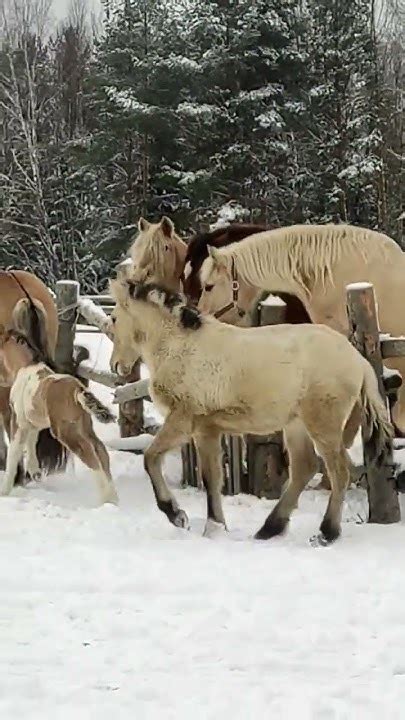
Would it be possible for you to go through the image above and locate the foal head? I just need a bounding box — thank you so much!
[109,279,202,376]
[0,326,41,381]
[128,216,187,292]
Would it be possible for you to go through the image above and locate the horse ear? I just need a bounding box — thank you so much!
[160,216,174,239]
[138,217,150,233]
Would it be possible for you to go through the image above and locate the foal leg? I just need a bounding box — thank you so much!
[0,418,7,472]
[143,410,192,529]
[55,423,118,505]
[1,427,27,495]
[255,418,318,540]
[2,405,25,485]
[194,430,227,536]
[25,429,41,481]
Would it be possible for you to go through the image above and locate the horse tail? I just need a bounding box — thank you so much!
[360,361,393,466]
[36,429,68,473]
[76,388,115,424]
[10,275,56,369]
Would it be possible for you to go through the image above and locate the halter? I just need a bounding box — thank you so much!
[214,257,246,320]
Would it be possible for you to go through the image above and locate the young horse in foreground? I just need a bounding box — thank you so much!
[110,279,392,546]
[0,327,118,504]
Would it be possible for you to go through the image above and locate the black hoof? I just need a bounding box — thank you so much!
[319,517,341,544]
[255,514,288,540]
[14,464,27,487]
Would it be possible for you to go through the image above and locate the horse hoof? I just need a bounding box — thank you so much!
[309,533,332,548]
[203,519,227,538]
[28,471,42,483]
[173,510,190,530]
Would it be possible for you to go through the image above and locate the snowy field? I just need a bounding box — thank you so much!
[2,333,405,719]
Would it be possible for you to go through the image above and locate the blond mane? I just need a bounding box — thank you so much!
[214,224,402,294]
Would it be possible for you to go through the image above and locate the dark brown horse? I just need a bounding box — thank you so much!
[182,223,311,323]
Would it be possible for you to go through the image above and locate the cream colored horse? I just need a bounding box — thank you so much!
[129,216,188,292]
[198,224,405,432]
[109,278,392,546]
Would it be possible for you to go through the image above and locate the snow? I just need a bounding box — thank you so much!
[3,332,405,717]
[346,281,373,290]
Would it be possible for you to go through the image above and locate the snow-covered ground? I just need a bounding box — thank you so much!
[2,332,405,719]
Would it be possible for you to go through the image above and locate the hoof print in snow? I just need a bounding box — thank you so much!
[173,509,190,530]
[309,533,333,548]
[203,519,227,539]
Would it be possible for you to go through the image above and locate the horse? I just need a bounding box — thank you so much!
[109,277,391,546]
[0,270,67,481]
[129,216,188,292]
[128,217,311,325]
[0,326,118,504]
[198,224,405,434]
[182,223,311,324]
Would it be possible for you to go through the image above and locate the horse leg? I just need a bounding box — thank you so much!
[194,429,227,536]
[255,418,318,540]
[1,403,26,484]
[25,428,41,481]
[54,422,118,505]
[0,416,7,471]
[1,426,27,495]
[311,443,351,546]
[143,410,193,529]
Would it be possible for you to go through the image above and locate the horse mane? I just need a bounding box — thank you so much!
[185,223,268,272]
[127,281,203,331]
[215,224,401,293]
[183,223,269,300]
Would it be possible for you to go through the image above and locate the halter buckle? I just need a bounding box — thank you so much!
[232,280,239,292]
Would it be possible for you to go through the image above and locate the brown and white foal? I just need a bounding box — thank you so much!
[0,327,118,504]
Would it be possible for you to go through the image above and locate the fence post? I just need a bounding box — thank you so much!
[116,259,144,437]
[246,296,288,499]
[55,280,79,374]
[346,282,400,524]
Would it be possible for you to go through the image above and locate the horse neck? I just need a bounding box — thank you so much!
[230,245,309,304]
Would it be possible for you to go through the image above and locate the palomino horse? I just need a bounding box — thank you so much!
[109,278,391,546]
[0,327,118,504]
[198,224,405,434]
[130,216,188,292]
[129,217,311,324]
[0,270,67,479]
[182,223,311,324]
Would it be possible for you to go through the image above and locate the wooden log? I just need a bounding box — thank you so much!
[77,298,113,337]
[346,282,400,524]
[381,337,405,359]
[55,280,79,374]
[76,362,123,388]
[246,295,288,499]
[116,260,143,437]
[113,378,151,403]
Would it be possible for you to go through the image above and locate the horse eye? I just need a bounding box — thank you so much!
[111,316,116,325]
[205,284,214,292]
[164,245,169,251]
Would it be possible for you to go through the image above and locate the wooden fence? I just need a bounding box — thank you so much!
[54,277,404,524]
